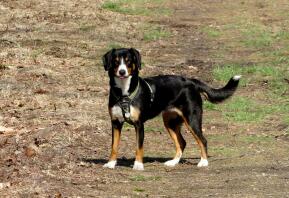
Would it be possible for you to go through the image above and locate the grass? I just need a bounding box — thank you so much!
[196,2,289,131]
[212,63,286,90]
[220,97,270,123]
[134,188,145,192]
[129,175,161,181]
[102,0,172,16]
[209,60,288,123]
[204,101,217,111]
[145,126,163,133]
[239,135,274,144]
[31,49,43,62]
[242,26,273,48]
[210,146,238,157]
[107,43,123,50]
[143,26,171,41]
[202,26,222,38]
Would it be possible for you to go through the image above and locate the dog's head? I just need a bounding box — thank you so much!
[102,48,141,79]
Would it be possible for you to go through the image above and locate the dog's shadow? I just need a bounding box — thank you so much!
[81,157,200,167]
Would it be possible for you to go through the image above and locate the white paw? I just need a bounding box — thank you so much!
[197,158,208,167]
[133,161,144,171]
[103,160,117,169]
[164,158,180,167]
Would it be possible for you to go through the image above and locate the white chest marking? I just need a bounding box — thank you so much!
[111,105,140,122]
[111,105,124,122]
[114,76,132,96]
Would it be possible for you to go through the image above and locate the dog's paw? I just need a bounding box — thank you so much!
[103,160,117,169]
[197,158,208,167]
[133,161,144,171]
[164,158,180,167]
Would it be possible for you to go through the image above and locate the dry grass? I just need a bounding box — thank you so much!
[1,0,289,197]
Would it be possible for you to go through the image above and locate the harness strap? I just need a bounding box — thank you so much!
[111,80,140,123]
[143,80,154,103]
[118,96,132,123]
[111,79,154,123]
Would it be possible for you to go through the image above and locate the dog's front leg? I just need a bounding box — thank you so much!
[133,122,144,171]
[103,120,123,169]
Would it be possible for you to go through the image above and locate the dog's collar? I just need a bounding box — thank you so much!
[128,79,140,100]
[111,79,140,101]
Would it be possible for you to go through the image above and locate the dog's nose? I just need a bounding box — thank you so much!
[119,69,126,76]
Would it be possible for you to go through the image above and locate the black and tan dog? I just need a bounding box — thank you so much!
[102,48,240,170]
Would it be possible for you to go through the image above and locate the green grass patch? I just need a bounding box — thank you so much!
[143,26,171,41]
[208,64,288,124]
[202,26,222,38]
[145,126,163,133]
[204,101,217,110]
[213,64,246,83]
[239,135,274,144]
[130,175,161,181]
[102,0,172,16]
[283,116,289,127]
[107,42,123,49]
[263,47,289,65]
[221,96,288,124]
[134,188,145,192]
[212,63,285,86]
[123,122,134,130]
[210,146,238,157]
[220,96,271,123]
[275,30,289,40]
[240,24,289,49]
[237,23,274,48]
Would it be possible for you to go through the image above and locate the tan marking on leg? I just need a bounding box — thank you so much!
[167,108,208,161]
[130,106,140,122]
[135,129,144,163]
[135,146,144,163]
[162,111,186,167]
[133,127,144,170]
[183,120,207,160]
[109,127,121,161]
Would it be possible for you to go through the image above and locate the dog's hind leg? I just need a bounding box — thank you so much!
[183,108,208,167]
[162,111,186,167]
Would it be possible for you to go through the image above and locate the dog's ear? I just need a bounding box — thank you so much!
[102,49,115,71]
[130,48,141,70]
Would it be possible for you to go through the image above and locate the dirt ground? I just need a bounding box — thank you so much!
[1,0,289,197]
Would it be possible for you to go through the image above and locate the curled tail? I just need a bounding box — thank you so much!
[191,75,241,103]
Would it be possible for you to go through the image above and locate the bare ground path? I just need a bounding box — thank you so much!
[1,0,289,197]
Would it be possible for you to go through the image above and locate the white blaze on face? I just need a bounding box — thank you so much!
[114,57,132,96]
[117,58,128,77]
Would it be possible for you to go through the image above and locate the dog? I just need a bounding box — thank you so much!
[102,48,240,170]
